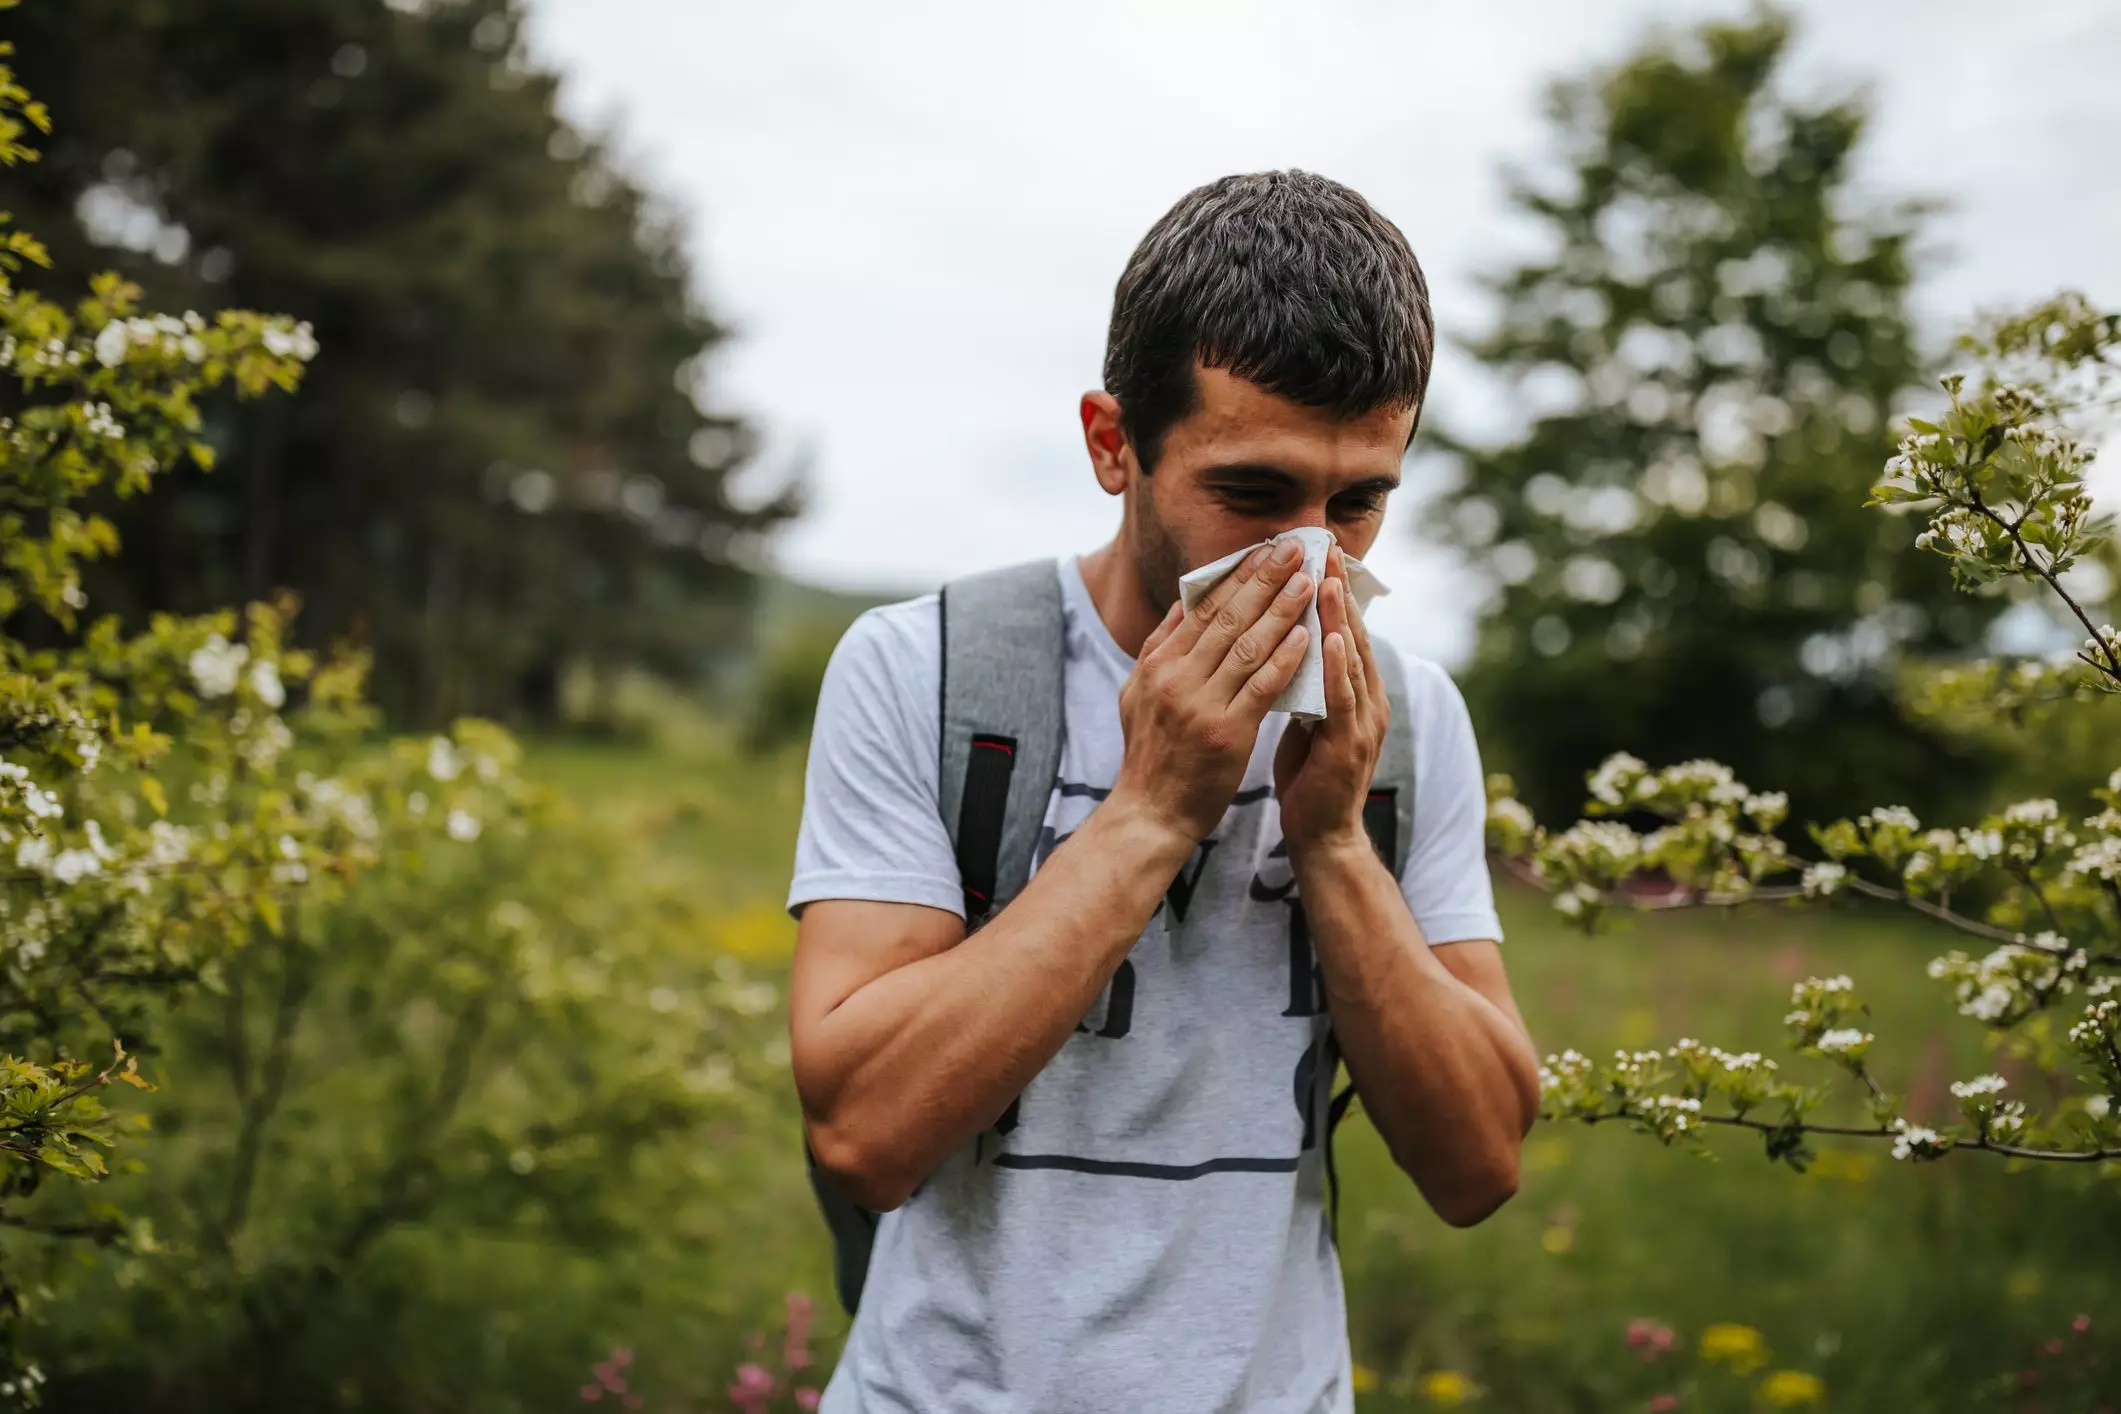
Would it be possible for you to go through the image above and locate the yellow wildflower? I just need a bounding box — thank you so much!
[1759,1370,1826,1407]
[1350,1364,1380,1394]
[1419,1370,1475,1406]
[1700,1323,1768,1374]
[1541,1225,1574,1254]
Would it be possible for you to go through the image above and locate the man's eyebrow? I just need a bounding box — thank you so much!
[1198,462,1302,488]
[1197,464,1403,494]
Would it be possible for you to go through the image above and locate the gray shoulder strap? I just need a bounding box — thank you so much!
[938,560,1067,928]
[1368,636,1418,881]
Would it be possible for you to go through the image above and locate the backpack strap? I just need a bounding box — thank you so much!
[809,560,1070,1319]
[1325,635,1418,1252]
[938,561,1068,929]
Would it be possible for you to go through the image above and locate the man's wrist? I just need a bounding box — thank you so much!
[1093,785,1206,875]
[1287,824,1387,881]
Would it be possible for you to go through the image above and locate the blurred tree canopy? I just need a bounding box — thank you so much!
[1,0,795,726]
[1429,10,1999,825]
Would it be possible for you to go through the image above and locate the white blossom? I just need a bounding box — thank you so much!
[1890,1118,1949,1162]
[427,737,463,782]
[93,320,130,368]
[249,658,285,709]
[446,808,481,842]
[1801,861,1847,897]
[1949,1073,2007,1099]
[189,633,251,698]
[1815,1028,1872,1057]
[1587,753,1646,807]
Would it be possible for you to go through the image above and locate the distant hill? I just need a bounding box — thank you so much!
[751,573,909,648]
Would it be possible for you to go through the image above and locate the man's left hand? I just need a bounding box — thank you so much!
[1274,541,1389,863]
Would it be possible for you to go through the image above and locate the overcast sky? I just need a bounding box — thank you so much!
[521,0,2121,667]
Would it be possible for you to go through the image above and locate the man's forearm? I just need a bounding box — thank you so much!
[1292,837,1539,1226]
[816,795,1195,1208]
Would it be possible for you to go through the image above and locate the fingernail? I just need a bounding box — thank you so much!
[1282,571,1310,599]
[1274,540,1301,565]
[1244,545,1272,572]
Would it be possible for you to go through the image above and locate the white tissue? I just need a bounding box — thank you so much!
[1176,526,1389,722]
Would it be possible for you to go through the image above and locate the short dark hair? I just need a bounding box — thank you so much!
[1102,170,1435,471]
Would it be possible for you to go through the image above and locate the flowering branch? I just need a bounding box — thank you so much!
[1487,296,2121,1172]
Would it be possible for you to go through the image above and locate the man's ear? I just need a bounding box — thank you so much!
[1080,391,1134,496]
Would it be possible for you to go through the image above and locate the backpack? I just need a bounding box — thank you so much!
[803,559,1417,1317]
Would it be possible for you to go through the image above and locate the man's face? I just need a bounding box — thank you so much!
[1123,366,1415,612]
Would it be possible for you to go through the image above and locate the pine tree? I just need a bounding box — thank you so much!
[3,0,792,723]
[1431,10,1996,823]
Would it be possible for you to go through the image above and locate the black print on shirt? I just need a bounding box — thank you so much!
[981,777,1341,1181]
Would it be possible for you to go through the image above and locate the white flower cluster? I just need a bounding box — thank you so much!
[19,335,82,372]
[15,818,117,885]
[298,774,381,843]
[1486,794,1534,838]
[1587,752,1647,808]
[1890,1118,1951,1162]
[2068,999,2118,1055]
[1647,1093,1704,1136]
[272,833,308,886]
[1537,1048,1596,1112]
[190,633,250,698]
[94,311,210,369]
[1801,861,1847,897]
[1949,1073,2007,1099]
[259,317,320,362]
[427,736,463,782]
[1,756,65,823]
[1927,939,2086,1025]
[1913,505,1990,558]
[2086,624,2121,668]
[234,712,294,773]
[1814,1028,1873,1059]
[79,400,125,439]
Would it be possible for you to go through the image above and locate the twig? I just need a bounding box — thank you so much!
[1565,1108,2121,1164]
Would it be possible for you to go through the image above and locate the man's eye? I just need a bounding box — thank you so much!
[1332,496,1386,517]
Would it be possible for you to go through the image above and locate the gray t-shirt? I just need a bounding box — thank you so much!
[788,556,1503,1414]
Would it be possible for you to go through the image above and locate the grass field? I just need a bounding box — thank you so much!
[525,732,2121,1413]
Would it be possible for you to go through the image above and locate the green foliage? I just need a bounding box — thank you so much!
[1430,7,1995,826]
[745,625,841,753]
[3,0,795,726]
[0,32,767,1409]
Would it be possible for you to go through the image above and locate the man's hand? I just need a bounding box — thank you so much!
[1275,541,1389,862]
[1112,537,1315,843]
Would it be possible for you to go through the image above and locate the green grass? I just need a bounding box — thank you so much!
[523,734,2121,1413]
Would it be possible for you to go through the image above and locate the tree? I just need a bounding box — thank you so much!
[1491,292,2121,1173]
[1429,9,1995,827]
[1,0,796,725]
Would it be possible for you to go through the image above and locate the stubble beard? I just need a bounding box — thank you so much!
[1131,489,1187,625]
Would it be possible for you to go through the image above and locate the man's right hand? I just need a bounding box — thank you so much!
[1111,537,1315,844]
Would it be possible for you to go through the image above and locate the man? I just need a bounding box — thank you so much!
[787,170,1539,1413]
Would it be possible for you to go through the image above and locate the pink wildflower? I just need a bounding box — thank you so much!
[1648,1396,1680,1412]
[796,1390,822,1411]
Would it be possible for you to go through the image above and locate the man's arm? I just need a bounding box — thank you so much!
[791,538,1318,1211]
[1275,549,1539,1227]
[1290,846,1537,1226]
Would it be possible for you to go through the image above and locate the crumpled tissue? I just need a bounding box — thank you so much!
[1176,525,1388,722]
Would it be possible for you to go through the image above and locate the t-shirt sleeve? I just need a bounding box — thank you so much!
[1395,654,1505,946]
[785,599,966,919]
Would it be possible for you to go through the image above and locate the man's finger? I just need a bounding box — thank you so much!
[1322,628,1359,721]
[1232,620,1309,723]
[1209,563,1314,703]
[1139,598,1185,662]
[1165,542,1276,656]
[1187,538,1303,667]
[1330,546,1382,706]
